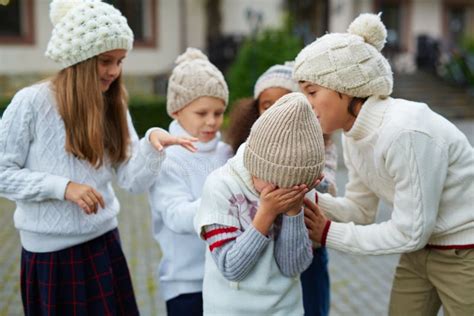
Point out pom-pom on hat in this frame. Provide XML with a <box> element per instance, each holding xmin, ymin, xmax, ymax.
<box><xmin>244</xmin><ymin>92</ymin><xmax>325</xmax><ymax>188</ymax></box>
<box><xmin>166</xmin><ymin>47</ymin><xmax>229</xmax><ymax>116</ymax></box>
<box><xmin>253</xmin><ymin>61</ymin><xmax>299</xmax><ymax>99</ymax></box>
<box><xmin>293</xmin><ymin>13</ymin><xmax>393</xmax><ymax>98</ymax></box>
<box><xmin>45</xmin><ymin>0</ymin><xmax>134</xmax><ymax>69</ymax></box>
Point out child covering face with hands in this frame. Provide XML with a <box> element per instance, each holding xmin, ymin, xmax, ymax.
<box><xmin>195</xmin><ymin>92</ymin><xmax>325</xmax><ymax>316</ymax></box>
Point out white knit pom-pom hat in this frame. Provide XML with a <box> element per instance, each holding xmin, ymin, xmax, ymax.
<box><xmin>253</xmin><ymin>61</ymin><xmax>299</xmax><ymax>99</ymax></box>
<box><xmin>166</xmin><ymin>47</ymin><xmax>229</xmax><ymax>116</ymax></box>
<box><xmin>293</xmin><ymin>13</ymin><xmax>393</xmax><ymax>98</ymax></box>
<box><xmin>45</xmin><ymin>0</ymin><xmax>134</xmax><ymax>69</ymax></box>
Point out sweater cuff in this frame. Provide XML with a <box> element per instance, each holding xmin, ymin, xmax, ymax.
<box><xmin>321</xmin><ymin>220</ymin><xmax>331</xmax><ymax>247</ymax></box>
<box><xmin>324</xmin><ymin>221</ymin><xmax>347</xmax><ymax>249</ymax></box>
<box><xmin>43</xmin><ymin>175</ymin><xmax>70</xmax><ymax>200</ymax></box>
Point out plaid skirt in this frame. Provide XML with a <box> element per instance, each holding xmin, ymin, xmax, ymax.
<box><xmin>21</xmin><ymin>228</ymin><xmax>139</xmax><ymax>316</ymax></box>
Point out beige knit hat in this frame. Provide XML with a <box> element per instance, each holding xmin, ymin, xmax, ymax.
<box><xmin>253</xmin><ymin>62</ymin><xmax>299</xmax><ymax>99</ymax></box>
<box><xmin>293</xmin><ymin>13</ymin><xmax>393</xmax><ymax>98</ymax></box>
<box><xmin>166</xmin><ymin>48</ymin><xmax>229</xmax><ymax>116</ymax></box>
<box><xmin>244</xmin><ymin>92</ymin><xmax>325</xmax><ymax>188</ymax></box>
<box><xmin>45</xmin><ymin>0</ymin><xmax>134</xmax><ymax>69</ymax></box>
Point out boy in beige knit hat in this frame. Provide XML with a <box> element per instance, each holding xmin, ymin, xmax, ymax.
<box><xmin>226</xmin><ymin>61</ymin><xmax>337</xmax><ymax>316</ymax></box>
<box><xmin>195</xmin><ymin>92</ymin><xmax>325</xmax><ymax>315</ymax></box>
<box><xmin>294</xmin><ymin>13</ymin><xmax>474</xmax><ymax>315</ymax></box>
<box><xmin>148</xmin><ymin>48</ymin><xmax>232</xmax><ymax>315</ymax></box>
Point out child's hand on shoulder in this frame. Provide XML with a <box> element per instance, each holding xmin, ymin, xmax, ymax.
<box><xmin>149</xmin><ymin>129</ymin><xmax>198</xmax><ymax>152</ymax></box>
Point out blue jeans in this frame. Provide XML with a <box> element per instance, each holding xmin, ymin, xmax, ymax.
<box><xmin>301</xmin><ymin>247</ymin><xmax>330</xmax><ymax>316</ymax></box>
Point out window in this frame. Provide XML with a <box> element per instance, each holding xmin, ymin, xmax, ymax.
<box><xmin>442</xmin><ymin>0</ymin><xmax>474</xmax><ymax>51</ymax></box>
<box><xmin>104</xmin><ymin>0</ymin><xmax>157</xmax><ymax>47</ymax></box>
<box><xmin>0</xmin><ymin>0</ymin><xmax>34</xmax><ymax>44</ymax></box>
<box><xmin>375</xmin><ymin>0</ymin><xmax>410</xmax><ymax>54</ymax></box>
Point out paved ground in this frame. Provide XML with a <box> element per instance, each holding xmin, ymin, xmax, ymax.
<box><xmin>0</xmin><ymin>71</ymin><xmax>472</xmax><ymax>315</ymax></box>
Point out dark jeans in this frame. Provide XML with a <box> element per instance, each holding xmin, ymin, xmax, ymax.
<box><xmin>301</xmin><ymin>247</ymin><xmax>330</xmax><ymax>316</ymax></box>
<box><xmin>166</xmin><ymin>292</ymin><xmax>203</xmax><ymax>316</ymax></box>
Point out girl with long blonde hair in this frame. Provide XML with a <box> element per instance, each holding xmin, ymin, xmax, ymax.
<box><xmin>0</xmin><ymin>1</ymin><xmax>195</xmax><ymax>315</ymax></box>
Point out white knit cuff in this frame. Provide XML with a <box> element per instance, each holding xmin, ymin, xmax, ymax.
<box><xmin>43</xmin><ymin>174</ymin><xmax>70</xmax><ymax>200</ymax></box>
<box><xmin>324</xmin><ymin>221</ymin><xmax>347</xmax><ymax>250</ymax></box>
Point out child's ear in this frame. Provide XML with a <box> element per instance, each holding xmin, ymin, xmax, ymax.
<box><xmin>170</xmin><ymin>111</ymin><xmax>179</xmax><ymax>120</ymax></box>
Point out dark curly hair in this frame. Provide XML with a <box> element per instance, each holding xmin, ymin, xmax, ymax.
<box><xmin>225</xmin><ymin>98</ymin><xmax>260</xmax><ymax>153</ymax></box>
<box><xmin>225</xmin><ymin>97</ymin><xmax>333</xmax><ymax>154</ymax></box>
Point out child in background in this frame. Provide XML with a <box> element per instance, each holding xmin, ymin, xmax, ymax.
<box><xmin>226</xmin><ymin>63</ymin><xmax>336</xmax><ymax>315</ymax></box>
<box><xmin>294</xmin><ymin>13</ymin><xmax>474</xmax><ymax>315</ymax></box>
<box><xmin>195</xmin><ymin>92</ymin><xmax>326</xmax><ymax>316</ymax></box>
<box><xmin>0</xmin><ymin>1</ymin><xmax>195</xmax><ymax>315</ymax></box>
<box><xmin>148</xmin><ymin>48</ymin><xmax>232</xmax><ymax>316</ymax></box>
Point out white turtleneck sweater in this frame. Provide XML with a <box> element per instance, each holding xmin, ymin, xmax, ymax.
<box><xmin>319</xmin><ymin>96</ymin><xmax>474</xmax><ymax>255</ymax></box>
<box><xmin>0</xmin><ymin>82</ymin><xmax>166</xmax><ymax>252</ymax></box>
<box><xmin>148</xmin><ymin>120</ymin><xmax>232</xmax><ymax>301</ymax></box>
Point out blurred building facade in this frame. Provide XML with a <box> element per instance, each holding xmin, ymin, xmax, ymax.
<box><xmin>0</xmin><ymin>0</ymin><xmax>473</xmax><ymax>95</ymax></box>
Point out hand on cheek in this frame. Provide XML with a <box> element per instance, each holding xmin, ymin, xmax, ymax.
<box><xmin>303</xmin><ymin>197</ymin><xmax>329</xmax><ymax>244</ymax></box>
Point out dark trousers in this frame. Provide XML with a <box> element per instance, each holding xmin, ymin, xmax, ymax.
<box><xmin>301</xmin><ymin>247</ymin><xmax>330</xmax><ymax>316</ymax></box>
<box><xmin>166</xmin><ymin>292</ymin><xmax>203</xmax><ymax>316</ymax></box>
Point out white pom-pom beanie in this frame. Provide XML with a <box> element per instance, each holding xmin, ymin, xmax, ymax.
<box><xmin>166</xmin><ymin>47</ymin><xmax>229</xmax><ymax>116</ymax></box>
<box><xmin>45</xmin><ymin>0</ymin><xmax>134</xmax><ymax>69</ymax></box>
<box><xmin>253</xmin><ymin>62</ymin><xmax>299</xmax><ymax>99</ymax></box>
<box><xmin>293</xmin><ymin>13</ymin><xmax>393</xmax><ymax>98</ymax></box>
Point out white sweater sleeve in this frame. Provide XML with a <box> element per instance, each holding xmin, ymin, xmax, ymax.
<box><xmin>148</xmin><ymin>158</ymin><xmax>199</xmax><ymax>234</ymax></box>
<box><xmin>326</xmin><ymin>131</ymin><xmax>448</xmax><ymax>255</ymax></box>
<box><xmin>115</xmin><ymin>114</ymin><xmax>166</xmax><ymax>194</ymax></box>
<box><xmin>318</xmin><ymin>137</ymin><xmax>379</xmax><ymax>224</ymax></box>
<box><xmin>0</xmin><ymin>89</ymin><xmax>70</xmax><ymax>201</ymax></box>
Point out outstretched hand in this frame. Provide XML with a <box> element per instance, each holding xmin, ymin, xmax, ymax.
<box><xmin>303</xmin><ymin>197</ymin><xmax>329</xmax><ymax>244</ymax></box>
<box><xmin>149</xmin><ymin>129</ymin><xmax>197</xmax><ymax>152</ymax></box>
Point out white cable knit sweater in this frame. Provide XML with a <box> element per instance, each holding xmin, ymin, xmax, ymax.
<box><xmin>0</xmin><ymin>82</ymin><xmax>165</xmax><ymax>252</ymax></box>
<box><xmin>148</xmin><ymin>120</ymin><xmax>232</xmax><ymax>301</ymax></box>
<box><xmin>319</xmin><ymin>96</ymin><xmax>474</xmax><ymax>255</ymax></box>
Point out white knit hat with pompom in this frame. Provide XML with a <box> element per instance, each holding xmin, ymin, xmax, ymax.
<box><xmin>293</xmin><ymin>13</ymin><xmax>393</xmax><ymax>98</ymax></box>
<box><xmin>45</xmin><ymin>0</ymin><xmax>133</xmax><ymax>69</ymax></box>
<box><xmin>253</xmin><ymin>61</ymin><xmax>299</xmax><ymax>99</ymax></box>
<box><xmin>166</xmin><ymin>47</ymin><xmax>229</xmax><ymax>116</ymax></box>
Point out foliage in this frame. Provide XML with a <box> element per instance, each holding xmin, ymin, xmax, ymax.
<box><xmin>127</xmin><ymin>95</ymin><xmax>171</xmax><ymax>136</ymax></box>
<box><xmin>0</xmin><ymin>94</ymin><xmax>170</xmax><ymax>137</ymax></box>
<box><xmin>439</xmin><ymin>35</ymin><xmax>474</xmax><ymax>89</ymax></box>
<box><xmin>226</xmin><ymin>16</ymin><xmax>303</xmax><ymax>104</ymax></box>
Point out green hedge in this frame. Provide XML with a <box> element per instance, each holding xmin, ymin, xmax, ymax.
<box><xmin>0</xmin><ymin>95</ymin><xmax>171</xmax><ymax>137</ymax></box>
<box><xmin>226</xmin><ymin>17</ymin><xmax>304</xmax><ymax>104</ymax></box>
<box><xmin>128</xmin><ymin>95</ymin><xmax>171</xmax><ymax>136</ymax></box>
<box><xmin>440</xmin><ymin>36</ymin><xmax>474</xmax><ymax>89</ymax></box>
<box><xmin>0</xmin><ymin>96</ymin><xmax>9</xmax><ymax>116</ymax></box>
